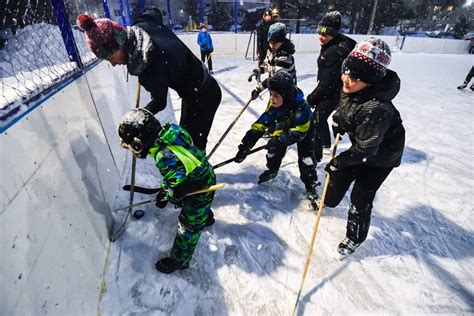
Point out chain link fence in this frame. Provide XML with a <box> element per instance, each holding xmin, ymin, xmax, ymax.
<box><xmin>0</xmin><ymin>0</ymin><xmax>101</xmax><ymax>131</ymax></box>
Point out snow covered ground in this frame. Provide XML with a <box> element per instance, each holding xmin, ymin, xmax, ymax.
<box><xmin>100</xmin><ymin>52</ymin><xmax>473</xmax><ymax>315</ymax></box>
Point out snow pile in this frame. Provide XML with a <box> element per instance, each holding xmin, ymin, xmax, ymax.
<box><xmin>100</xmin><ymin>53</ymin><xmax>473</xmax><ymax>314</ymax></box>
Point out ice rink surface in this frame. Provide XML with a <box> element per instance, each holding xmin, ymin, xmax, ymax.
<box><xmin>101</xmin><ymin>52</ymin><xmax>473</xmax><ymax>315</ymax></box>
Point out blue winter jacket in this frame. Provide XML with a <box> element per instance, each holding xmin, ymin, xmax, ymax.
<box><xmin>197</xmin><ymin>31</ymin><xmax>213</xmax><ymax>52</ymax></box>
<box><xmin>241</xmin><ymin>89</ymin><xmax>313</xmax><ymax>149</ymax></box>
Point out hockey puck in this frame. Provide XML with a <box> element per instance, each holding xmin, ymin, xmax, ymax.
<box><xmin>133</xmin><ymin>210</ymin><xmax>145</xmax><ymax>219</ymax></box>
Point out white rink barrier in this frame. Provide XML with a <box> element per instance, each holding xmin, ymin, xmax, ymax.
<box><xmin>0</xmin><ymin>62</ymin><xmax>138</xmax><ymax>315</ymax></box>
<box><xmin>178</xmin><ymin>33</ymin><xmax>470</xmax><ymax>55</ymax></box>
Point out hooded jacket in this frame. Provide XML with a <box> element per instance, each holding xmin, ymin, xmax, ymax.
<box><xmin>261</xmin><ymin>39</ymin><xmax>297</xmax><ymax>86</ymax></box>
<box><xmin>307</xmin><ymin>33</ymin><xmax>356</xmax><ymax>106</ymax></box>
<box><xmin>332</xmin><ymin>70</ymin><xmax>405</xmax><ymax>168</ymax></box>
<box><xmin>148</xmin><ymin>123</ymin><xmax>216</xmax><ymax>201</ymax></box>
<box><xmin>126</xmin><ymin>9</ymin><xmax>211</xmax><ymax>114</ymax></box>
<box><xmin>241</xmin><ymin>88</ymin><xmax>312</xmax><ymax>149</ymax></box>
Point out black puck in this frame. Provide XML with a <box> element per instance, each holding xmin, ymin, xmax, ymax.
<box><xmin>133</xmin><ymin>209</ymin><xmax>145</xmax><ymax>219</ymax></box>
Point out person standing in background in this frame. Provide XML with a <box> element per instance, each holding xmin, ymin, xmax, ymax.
<box><xmin>197</xmin><ymin>23</ymin><xmax>214</xmax><ymax>74</ymax></box>
<box><xmin>256</xmin><ymin>8</ymin><xmax>277</xmax><ymax>67</ymax></box>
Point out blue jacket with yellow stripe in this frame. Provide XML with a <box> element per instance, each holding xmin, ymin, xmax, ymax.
<box><xmin>241</xmin><ymin>89</ymin><xmax>312</xmax><ymax>149</ymax></box>
<box><xmin>148</xmin><ymin>123</ymin><xmax>216</xmax><ymax>201</ymax></box>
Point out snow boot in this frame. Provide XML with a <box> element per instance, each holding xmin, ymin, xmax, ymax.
<box><xmin>155</xmin><ymin>257</ymin><xmax>189</xmax><ymax>274</ymax></box>
<box><xmin>470</xmin><ymin>84</ymin><xmax>474</xmax><ymax>91</ymax></box>
<box><xmin>258</xmin><ymin>169</ymin><xmax>278</xmax><ymax>184</ymax></box>
<box><xmin>205</xmin><ymin>210</ymin><xmax>215</xmax><ymax>227</ymax></box>
<box><xmin>305</xmin><ymin>183</ymin><xmax>320</xmax><ymax>201</ymax></box>
<box><xmin>337</xmin><ymin>237</ymin><xmax>362</xmax><ymax>258</ymax></box>
<box><xmin>457</xmin><ymin>82</ymin><xmax>467</xmax><ymax>89</ymax></box>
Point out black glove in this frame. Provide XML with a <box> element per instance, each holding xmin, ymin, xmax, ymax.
<box><xmin>324</xmin><ymin>158</ymin><xmax>340</xmax><ymax>176</ymax></box>
<box><xmin>331</xmin><ymin>121</ymin><xmax>345</xmax><ymax>139</ymax></box>
<box><xmin>235</xmin><ymin>144</ymin><xmax>251</xmax><ymax>163</ymax></box>
<box><xmin>251</xmin><ymin>89</ymin><xmax>261</xmax><ymax>100</ymax></box>
<box><xmin>267</xmin><ymin>136</ymin><xmax>283</xmax><ymax>151</ymax></box>
<box><xmin>155</xmin><ymin>189</ymin><xmax>168</xmax><ymax>208</ymax></box>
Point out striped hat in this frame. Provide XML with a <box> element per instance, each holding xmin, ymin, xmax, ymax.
<box><xmin>77</xmin><ymin>14</ymin><xmax>127</xmax><ymax>60</ymax></box>
<box><xmin>341</xmin><ymin>37</ymin><xmax>392</xmax><ymax>84</ymax></box>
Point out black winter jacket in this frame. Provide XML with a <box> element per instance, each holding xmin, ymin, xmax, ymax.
<box><xmin>332</xmin><ymin>70</ymin><xmax>405</xmax><ymax>168</ymax></box>
<box><xmin>307</xmin><ymin>34</ymin><xmax>356</xmax><ymax>106</ymax></box>
<box><xmin>126</xmin><ymin>9</ymin><xmax>211</xmax><ymax>114</ymax></box>
<box><xmin>256</xmin><ymin>19</ymin><xmax>275</xmax><ymax>58</ymax></box>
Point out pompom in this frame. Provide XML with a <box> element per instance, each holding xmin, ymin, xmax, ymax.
<box><xmin>77</xmin><ymin>14</ymin><xmax>95</xmax><ymax>31</ymax></box>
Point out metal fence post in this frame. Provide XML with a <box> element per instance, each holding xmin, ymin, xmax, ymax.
<box><xmin>102</xmin><ymin>0</ymin><xmax>111</xmax><ymax>19</ymax></box>
<box><xmin>51</xmin><ymin>0</ymin><xmax>83</xmax><ymax>69</ymax></box>
<box><xmin>124</xmin><ymin>0</ymin><xmax>132</xmax><ymax>25</ymax></box>
<box><xmin>166</xmin><ymin>0</ymin><xmax>172</xmax><ymax>28</ymax></box>
<box><xmin>118</xmin><ymin>0</ymin><xmax>127</xmax><ymax>26</ymax></box>
<box><xmin>198</xmin><ymin>0</ymin><xmax>205</xmax><ymax>23</ymax></box>
<box><xmin>233</xmin><ymin>0</ymin><xmax>238</xmax><ymax>33</ymax></box>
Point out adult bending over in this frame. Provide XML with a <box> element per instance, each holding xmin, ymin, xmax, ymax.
<box><xmin>77</xmin><ymin>8</ymin><xmax>222</xmax><ymax>151</ymax></box>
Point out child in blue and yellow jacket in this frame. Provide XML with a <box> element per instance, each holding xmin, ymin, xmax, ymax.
<box><xmin>235</xmin><ymin>71</ymin><xmax>319</xmax><ymax>199</ymax></box>
<box><xmin>118</xmin><ymin>108</ymin><xmax>216</xmax><ymax>273</ymax></box>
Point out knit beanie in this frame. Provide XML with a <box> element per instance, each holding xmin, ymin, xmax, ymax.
<box><xmin>268</xmin><ymin>71</ymin><xmax>295</xmax><ymax>102</ymax></box>
<box><xmin>341</xmin><ymin>37</ymin><xmax>392</xmax><ymax>84</ymax></box>
<box><xmin>263</xmin><ymin>8</ymin><xmax>272</xmax><ymax>17</ymax></box>
<box><xmin>77</xmin><ymin>14</ymin><xmax>127</xmax><ymax>60</ymax></box>
<box><xmin>318</xmin><ymin>11</ymin><xmax>342</xmax><ymax>37</ymax></box>
<box><xmin>268</xmin><ymin>22</ymin><xmax>287</xmax><ymax>42</ymax></box>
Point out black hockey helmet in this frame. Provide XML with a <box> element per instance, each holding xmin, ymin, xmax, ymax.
<box><xmin>118</xmin><ymin>108</ymin><xmax>161</xmax><ymax>157</ymax></box>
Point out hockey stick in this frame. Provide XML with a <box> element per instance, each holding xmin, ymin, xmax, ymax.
<box><xmin>111</xmin><ymin>82</ymin><xmax>141</xmax><ymax>242</ymax></box>
<box><xmin>206</xmin><ymin>87</ymin><xmax>267</xmax><ymax>160</ymax></box>
<box><xmin>115</xmin><ymin>183</ymin><xmax>224</xmax><ymax>212</ymax></box>
<box><xmin>123</xmin><ymin>184</ymin><xmax>162</xmax><ymax>195</ymax></box>
<box><xmin>212</xmin><ymin>144</ymin><xmax>267</xmax><ymax>169</ymax></box>
<box><xmin>206</xmin><ymin>97</ymin><xmax>254</xmax><ymax>160</ymax></box>
<box><xmin>292</xmin><ymin>133</ymin><xmax>341</xmax><ymax>316</ymax></box>
<box><xmin>123</xmin><ymin>144</ymin><xmax>268</xmax><ymax>194</ymax></box>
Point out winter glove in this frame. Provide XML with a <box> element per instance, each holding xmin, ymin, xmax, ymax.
<box><xmin>331</xmin><ymin>121</ymin><xmax>345</xmax><ymax>139</ymax></box>
<box><xmin>324</xmin><ymin>158</ymin><xmax>340</xmax><ymax>176</ymax></box>
<box><xmin>235</xmin><ymin>144</ymin><xmax>251</xmax><ymax>163</ymax></box>
<box><xmin>267</xmin><ymin>136</ymin><xmax>284</xmax><ymax>152</ymax></box>
<box><xmin>155</xmin><ymin>189</ymin><xmax>168</xmax><ymax>209</ymax></box>
<box><xmin>251</xmin><ymin>88</ymin><xmax>262</xmax><ymax>100</ymax></box>
<box><xmin>210</xmin><ymin>48</ymin><xmax>214</xmax><ymax>53</ymax></box>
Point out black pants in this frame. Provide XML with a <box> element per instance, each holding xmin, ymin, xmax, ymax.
<box><xmin>313</xmin><ymin>99</ymin><xmax>338</xmax><ymax>161</ymax></box>
<box><xmin>180</xmin><ymin>76</ymin><xmax>222</xmax><ymax>151</ymax></box>
<box><xmin>325</xmin><ymin>165</ymin><xmax>393</xmax><ymax>243</ymax></box>
<box><xmin>463</xmin><ymin>66</ymin><xmax>474</xmax><ymax>84</ymax></box>
<box><xmin>266</xmin><ymin>121</ymin><xmax>318</xmax><ymax>187</ymax></box>
<box><xmin>200</xmin><ymin>51</ymin><xmax>213</xmax><ymax>72</ymax></box>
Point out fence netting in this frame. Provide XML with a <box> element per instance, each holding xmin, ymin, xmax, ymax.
<box><xmin>0</xmin><ymin>0</ymin><xmax>99</xmax><ymax>128</ymax></box>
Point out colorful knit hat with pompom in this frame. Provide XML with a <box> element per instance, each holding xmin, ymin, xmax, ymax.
<box><xmin>77</xmin><ymin>14</ymin><xmax>127</xmax><ymax>60</ymax></box>
<box><xmin>341</xmin><ymin>37</ymin><xmax>392</xmax><ymax>84</ymax></box>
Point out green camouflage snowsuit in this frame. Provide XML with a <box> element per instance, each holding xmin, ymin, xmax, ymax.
<box><xmin>148</xmin><ymin>123</ymin><xmax>216</xmax><ymax>265</ymax></box>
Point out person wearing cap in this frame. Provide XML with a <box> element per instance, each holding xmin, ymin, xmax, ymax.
<box><xmin>234</xmin><ymin>71</ymin><xmax>319</xmax><ymax>200</ymax></box>
<box><xmin>323</xmin><ymin>38</ymin><xmax>405</xmax><ymax>257</ymax></box>
<box><xmin>76</xmin><ymin>8</ymin><xmax>222</xmax><ymax>151</ymax></box>
<box><xmin>197</xmin><ymin>23</ymin><xmax>214</xmax><ymax>74</ymax></box>
<box><xmin>256</xmin><ymin>8</ymin><xmax>277</xmax><ymax>67</ymax></box>
<box><xmin>251</xmin><ymin>22</ymin><xmax>297</xmax><ymax>102</ymax></box>
<box><xmin>307</xmin><ymin>11</ymin><xmax>356</xmax><ymax>162</ymax></box>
